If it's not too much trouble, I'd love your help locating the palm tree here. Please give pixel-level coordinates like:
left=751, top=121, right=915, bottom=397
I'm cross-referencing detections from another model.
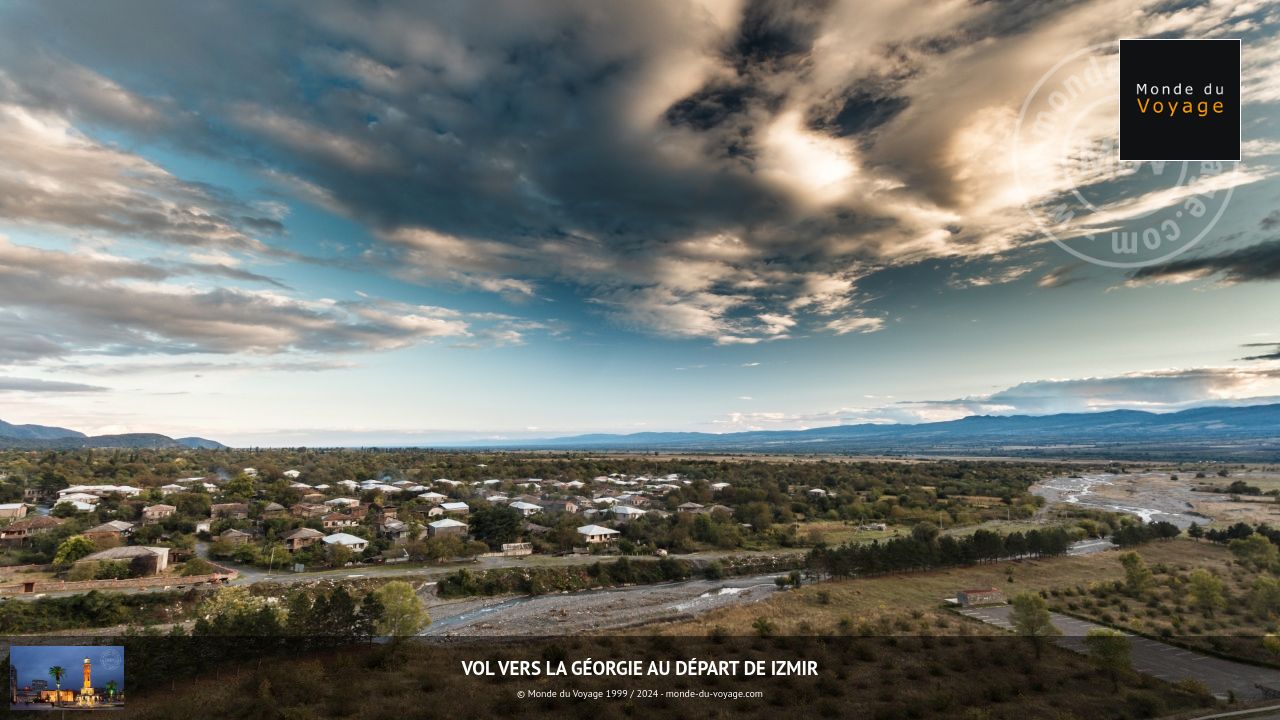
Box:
left=47, top=666, right=65, bottom=707
left=104, top=680, right=118, bottom=704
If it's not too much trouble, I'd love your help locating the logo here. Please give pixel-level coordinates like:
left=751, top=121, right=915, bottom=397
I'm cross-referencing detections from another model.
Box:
left=1014, top=44, right=1237, bottom=268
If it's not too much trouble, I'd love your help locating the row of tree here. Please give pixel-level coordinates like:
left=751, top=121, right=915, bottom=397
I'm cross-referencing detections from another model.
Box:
left=806, top=526, right=1077, bottom=578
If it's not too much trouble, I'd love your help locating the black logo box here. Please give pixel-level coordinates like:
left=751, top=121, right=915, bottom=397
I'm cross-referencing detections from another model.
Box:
left=1119, top=38, right=1240, bottom=161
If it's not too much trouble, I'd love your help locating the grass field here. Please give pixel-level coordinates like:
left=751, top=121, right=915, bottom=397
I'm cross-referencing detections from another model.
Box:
left=650, top=539, right=1228, bottom=637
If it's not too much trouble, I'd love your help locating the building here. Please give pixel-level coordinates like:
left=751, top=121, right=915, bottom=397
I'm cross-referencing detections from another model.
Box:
left=677, top=502, right=705, bottom=513
left=78, top=545, right=170, bottom=575
left=956, top=587, right=1006, bottom=607
left=159, top=483, right=185, bottom=496
left=577, top=524, right=620, bottom=544
left=282, top=527, right=324, bottom=552
left=611, top=505, right=647, bottom=523
left=210, top=502, right=248, bottom=519
left=509, top=501, right=543, bottom=517
left=441, top=501, right=469, bottom=516
left=427, top=518, right=468, bottom=538
left=141, top=504, right=176, bottom=522
left=261, top=502, right=288, bottom=519
left=58, top=485, right=141, bottom=498
left=0, top=502, right=28, bottom=519
left=322, top=513, right=357, bottom=530
left=321, top=532, right=369, bottom=553
left=542, top=499, right=579, bottom=514
left=218, top=528, right=251, bottom=545
left=290, top=502, right=327, bottom=519
left=0, top=515, right=65, bottom=543
left=83, top=520, right=134, bottom=544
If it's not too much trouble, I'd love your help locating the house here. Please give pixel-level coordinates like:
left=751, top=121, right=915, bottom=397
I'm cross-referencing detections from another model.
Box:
left=956, top=587, right=1006, bottom=607
left=142, top=504, right=177, bottom=522
left=577, top=524, right=620, bottom=544
left=0, top=502, right=28, bottom=519
left=710, top=482, right=731, bottom=492
left=58, top=484, right=141, bottom=498
left=0, top=515, right=65, bottom=543
left=428, top=518, right=468, bottom=538
left=808, top=488, right=829, bottom=497
left=611, top=505, right=647, bottom=523
left=210, top=502, right=249, bottom=519
left=261, top=502, right=288, bottom=519
left=322, top=513, right=357, bottom=530
left=322, top=532, right=369, bottom=553
left=324, top=497, right=361, bottom=510
left=160, top=484, right=185, bottom=496
left=542, top=499, right=579, bottom=515
left=290, top=503, right=327, bottom=519
left=283, top=470, right=302, bottom=479
left=380, top=518, right=411, bottom=543
left=78, top=545, right=170, bottom=575
left=509, top=501, right=543, bottom=517
left=83, top=520, right=134, bottom=544
left=418, top=491, right=448, bottom=504
left=282, top=527, right=324, bottom=552
left=218, top=528, right=251, bottom=545
left=441, top=501, right=469, bottom=516
left=677, top=502, right=705, bottom=514
left=56, top=492, right=101, bottom=507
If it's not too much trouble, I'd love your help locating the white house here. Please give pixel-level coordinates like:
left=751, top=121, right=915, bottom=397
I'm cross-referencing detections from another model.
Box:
left=324, top=497, right=361, bottom=509
left=418, top=492, right=447, bottom=504
left=283, top=470, right=302, bottom=479
left=441, top=501, right=469, bottom=515
left=612, top=505, right=647, bottom=522
left=160, top=483, right=185, bottom=495
left=509, top=501, right=543, bottom=517
left=322, top=532, right=369, bottom=553
left=577, top=524, right=620, bottom=544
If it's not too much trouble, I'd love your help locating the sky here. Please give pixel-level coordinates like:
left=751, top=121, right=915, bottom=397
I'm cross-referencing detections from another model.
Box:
left=10, top=645, right=125, bottom=694
left=1, top=0, right=1279, bottom=446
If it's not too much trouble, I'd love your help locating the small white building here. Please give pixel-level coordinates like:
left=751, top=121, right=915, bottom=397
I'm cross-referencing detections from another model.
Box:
left=322, top=532, right=369, bottom=553
left=577, top=524, right=620, bottom=544
left=509, top=501, right=543, bottom=517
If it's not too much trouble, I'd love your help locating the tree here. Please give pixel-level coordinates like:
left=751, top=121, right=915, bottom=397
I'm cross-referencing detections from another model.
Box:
left=48, top=666, right=65, bottom=706
left=373, top=580, right=431, bottom=636
left=1188, top=523, right=1204, bottom=540
left=911, top=521, right=939, bottom=544
left=104, top=680, right=118, bottom=703
left=325, top=542, right=353, bottom=568
left=1230, top=534, right=1278, bottom=571
left=468, top=506, right=523, bottom=550
left=53, top=535, right=95, bottom=567
left=1010, top=592, right=1060, bottom=660
left=1119, top=552, right=1153, bottom=595
left=1252, top=576, right=1280, bottom=618
left=1084, top=628, right=1131, bottom=692
left=1188, top=569, right=1225, bottom=615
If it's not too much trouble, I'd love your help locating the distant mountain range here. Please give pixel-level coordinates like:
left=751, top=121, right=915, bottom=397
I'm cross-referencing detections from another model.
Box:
left=0, top=419, right=225, bottom=450
left=456, top=403, right=1280, bottom=461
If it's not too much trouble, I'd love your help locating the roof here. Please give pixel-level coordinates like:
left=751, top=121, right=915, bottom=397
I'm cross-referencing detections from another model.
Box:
left=263, top=502, right=286, bottom=511
left=145, top=504, right=176, bottom=511
left=0, top=503, right=26, bottom=510
left=220, top=529, right=251, bottom=537
left=577, top=522, right=620, bottom=536
left=81, top=546, right=168, bottom=561
left=510, top=501, right=542, bottom=510
left=441, top=501, right=469, bottom=510
left=85, top=520, right=133, bottom=533
left=613, top=505, right=646, bottom=515
left=429, top=518, right=467, bottom=528
left=4, top=516, right=64, bottom=531
left=322, top=532, right=368, bottom=546
left=282, top=528, right=324, bottom=539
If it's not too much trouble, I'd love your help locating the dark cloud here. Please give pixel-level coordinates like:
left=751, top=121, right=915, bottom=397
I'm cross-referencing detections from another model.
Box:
left=1129, top=239, right=1280, bottom=284
left=1241, top=343, right=1280, bottom=361
left=0, top=377, right=106, bottom=393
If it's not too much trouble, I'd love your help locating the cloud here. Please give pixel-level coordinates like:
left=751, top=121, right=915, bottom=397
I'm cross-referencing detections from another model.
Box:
left=0, top=0, right=1278, bottom=347
left=1128, top=238, right=1280, bottom=285
left=0, top=377, right=107, bottom=393
left=0, top=238, right=545, bottom=363
left=708, top=365, right=1280, bottom=430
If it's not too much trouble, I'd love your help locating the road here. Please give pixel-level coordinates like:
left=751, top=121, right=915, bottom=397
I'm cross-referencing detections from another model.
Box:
left=959, top=604, right=1280, bottom=700
left=423, top=572, right=783, bottom=636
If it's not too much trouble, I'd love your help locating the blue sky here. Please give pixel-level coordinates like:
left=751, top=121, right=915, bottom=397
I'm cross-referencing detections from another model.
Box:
left=0, top=1, right=1279, bottom=446
left=10, top=646, right=124, bottom=693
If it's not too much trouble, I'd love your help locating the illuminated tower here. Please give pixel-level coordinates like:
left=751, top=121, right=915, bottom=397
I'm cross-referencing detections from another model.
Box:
left=83, top=657, right=91, bottom=691
left=76, top=657, right=95, bottom=707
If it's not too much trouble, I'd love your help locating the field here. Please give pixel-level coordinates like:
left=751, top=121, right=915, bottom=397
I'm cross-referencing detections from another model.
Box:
left=647, top=540, right=1228, bottom=637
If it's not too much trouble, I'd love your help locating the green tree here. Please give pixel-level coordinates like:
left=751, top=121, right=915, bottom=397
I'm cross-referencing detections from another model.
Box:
left=1252, top=576, right=1280, bottom=618
left=372, top=580, right=431, bottom=636
left=1230, top=534, right=1279, bottom=571
left=53, top=535, right=95, bottom=567
left=1188, top=569, right=1225, bottom=615
left=1084, top=628, right=1131, bottom=692
left=104, top=680, right=118, bottom=703
left=1119, top=552, right=1153, bottom=594
left=48, top=666, right=65, bottom=706
left=1010, top=592, right=1061, bottom=660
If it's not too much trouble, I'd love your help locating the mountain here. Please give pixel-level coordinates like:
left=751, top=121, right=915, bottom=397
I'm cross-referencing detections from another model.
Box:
left=0, top=419, right=84, bottom=441
left=456, top=404, right=1280, bottom=461
left=0, top=420, right=225, bottom=450
left=176, top=437, right=227, bottom=449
